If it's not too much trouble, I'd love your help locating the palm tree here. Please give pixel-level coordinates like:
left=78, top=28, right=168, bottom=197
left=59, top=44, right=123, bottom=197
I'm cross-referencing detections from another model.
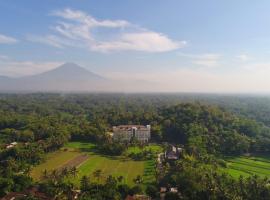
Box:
left=93, top=169, right=103, bottom=192
left=42, top=169, right=48, bottom=179
left=64, top=182, right=75, bottom=200
left=93, top=169, right=102, bottom=183
left=24, top=165, right=31, bottom=176
left=80, top=175, right=91, bottom=192
left=61, top=167, right=69, bottom=178
left=51, top=169, right=59, bottom=183
left=133, top=175, right=143, bottom=184
left=117, top=175, right=124, bottom=183
left=70, top=166, right=78, bottom=178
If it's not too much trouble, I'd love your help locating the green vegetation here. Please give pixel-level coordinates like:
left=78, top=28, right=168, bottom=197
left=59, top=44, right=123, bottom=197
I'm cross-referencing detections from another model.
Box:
left=69, top=142, right=157, bottom=186
left=223, top=155, right=270, bottom=178
left=76, top=153, right=145, bottom=185
left=125, top=144, right=163, bottom=155
left=30, top=150, right=81, bottom=180
left=30, top=142, right=157, bottom=186
left=2, top=94, right=270, bottom=199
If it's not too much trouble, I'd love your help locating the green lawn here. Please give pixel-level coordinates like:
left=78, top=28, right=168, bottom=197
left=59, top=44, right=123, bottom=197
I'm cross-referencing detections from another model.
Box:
left=67, top=142, right=158, bottom=186
left=75, top=153, right=146, bottom=185
left=223, top=155, right=270, bottom=178
left=30, top=150, right=81, bottom=180
left=31, top=141, right=158, bottom=186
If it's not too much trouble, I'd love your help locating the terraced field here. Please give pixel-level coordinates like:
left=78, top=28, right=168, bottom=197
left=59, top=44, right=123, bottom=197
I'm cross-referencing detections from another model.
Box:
left=224, top=155, right=270, bottom=178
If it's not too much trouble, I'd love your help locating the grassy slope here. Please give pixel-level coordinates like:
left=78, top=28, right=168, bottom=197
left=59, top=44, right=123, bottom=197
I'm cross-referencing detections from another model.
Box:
left=223, top=155, right=270, bottom=178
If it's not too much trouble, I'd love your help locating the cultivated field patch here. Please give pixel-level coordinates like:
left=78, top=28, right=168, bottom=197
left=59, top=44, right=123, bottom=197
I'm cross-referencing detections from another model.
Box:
left=223, top=155, right=270, bottom=178
left=30, top=150, right=81, bottom=180
left=67, top=142, right=158, bottom=186
left=31, top=142, right=158, bottom=186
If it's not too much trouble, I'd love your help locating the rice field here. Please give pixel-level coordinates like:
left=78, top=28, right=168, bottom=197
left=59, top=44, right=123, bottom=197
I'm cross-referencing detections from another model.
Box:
left=223, top=155, right=270, bottom=178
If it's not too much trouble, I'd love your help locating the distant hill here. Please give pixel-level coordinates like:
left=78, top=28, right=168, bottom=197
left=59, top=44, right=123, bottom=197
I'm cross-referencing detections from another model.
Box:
left=0, top=63, right=156, bottom=92
left=0, top=63, right=111, bottom=92
left=29, top=62, right=105, bottom=81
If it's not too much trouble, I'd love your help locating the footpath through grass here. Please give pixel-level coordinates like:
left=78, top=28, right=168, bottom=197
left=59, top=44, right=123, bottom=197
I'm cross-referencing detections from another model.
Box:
left=30, top=150, right=81, bottom=180
left=223, top=155, right=270, bottom=178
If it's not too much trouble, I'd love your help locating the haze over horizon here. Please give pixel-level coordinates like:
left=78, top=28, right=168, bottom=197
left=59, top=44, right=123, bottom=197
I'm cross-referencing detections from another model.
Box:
left=1, top=1, right=270, bottom=93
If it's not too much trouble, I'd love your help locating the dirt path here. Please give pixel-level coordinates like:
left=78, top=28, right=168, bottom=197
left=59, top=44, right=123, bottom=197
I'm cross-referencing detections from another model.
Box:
left=59, top=154, right=89, bottom=170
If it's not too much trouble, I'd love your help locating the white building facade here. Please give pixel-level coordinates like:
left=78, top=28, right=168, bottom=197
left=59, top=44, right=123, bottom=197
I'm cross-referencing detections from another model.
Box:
left=112, top=125, right=151, bottom=142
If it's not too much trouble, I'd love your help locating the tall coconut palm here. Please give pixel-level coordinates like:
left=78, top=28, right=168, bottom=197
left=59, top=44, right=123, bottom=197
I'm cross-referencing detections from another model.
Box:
left=80, top=175, right=91, bottom=192
left=117, top=175, right=124, bottom=183
left=61, top=167, right=69, bottom=178
left=93, top=169, right=102, bottom=183
left=70, top=166, right=78, bottom=178
left=42, top=169, right=48, bottom=179
left=93, top=169, right=103, bottom=192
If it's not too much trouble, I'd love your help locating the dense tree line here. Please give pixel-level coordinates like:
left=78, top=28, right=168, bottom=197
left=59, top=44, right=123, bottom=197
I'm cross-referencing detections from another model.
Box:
left=160, top=154, right=270, bottom=200
left=1, top=93, right=270, bottom=198
left=160, top=103, right=270, bottom=155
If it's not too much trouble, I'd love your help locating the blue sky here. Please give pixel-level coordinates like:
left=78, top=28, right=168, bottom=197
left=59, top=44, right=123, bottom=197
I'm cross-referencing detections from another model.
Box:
left=1, top=0, right=270, bottom=92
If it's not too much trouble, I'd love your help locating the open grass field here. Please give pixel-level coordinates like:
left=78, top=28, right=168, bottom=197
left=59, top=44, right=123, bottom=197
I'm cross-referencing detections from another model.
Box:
left=223, top=155, right=270, bottom=178
left=30, top=150, right=81, bottom=180
left=31, top=141, right=159, bottom=186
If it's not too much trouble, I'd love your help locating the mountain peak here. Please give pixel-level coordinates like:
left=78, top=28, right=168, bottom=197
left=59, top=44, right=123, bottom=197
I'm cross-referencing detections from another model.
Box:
left=56, top=62, right=88, bottom=72
left=31, top=62, right=106, bottom=83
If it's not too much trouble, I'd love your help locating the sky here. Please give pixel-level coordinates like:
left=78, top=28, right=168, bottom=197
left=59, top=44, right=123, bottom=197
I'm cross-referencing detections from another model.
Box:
left=1, top=0, right=270, bottom=93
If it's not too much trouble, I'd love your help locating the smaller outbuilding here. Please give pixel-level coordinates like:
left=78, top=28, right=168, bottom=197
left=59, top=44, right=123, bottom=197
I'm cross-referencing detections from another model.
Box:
left=5, top=141, right=18, bottom=149
left=165, top=145, right=183, bottom=160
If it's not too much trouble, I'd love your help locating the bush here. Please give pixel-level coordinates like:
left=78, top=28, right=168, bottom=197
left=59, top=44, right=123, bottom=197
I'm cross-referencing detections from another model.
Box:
left=129, top=185, right=143, bottom=195
left=146, top=185, right=158, bottom=198
left=217, top=159, right=227, bottom=167
left=98, top=142, right=126, bottom=156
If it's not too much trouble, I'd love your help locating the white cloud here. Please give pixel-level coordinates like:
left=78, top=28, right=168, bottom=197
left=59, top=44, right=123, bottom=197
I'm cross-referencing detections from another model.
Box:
left=29, top=8, right=184, bottom=53
left=0, top=34, right=18, bottom=44
left=51, top=8, right=130, bottom=28
left=178, top=52, right=221, bottom=68
left=236, top=54, right=250, bottom=62
left=26, top=34, right=84, bottom=49
left=0, top=57, right=63, bottom=77
left=92, top=32, right=186, bottom=52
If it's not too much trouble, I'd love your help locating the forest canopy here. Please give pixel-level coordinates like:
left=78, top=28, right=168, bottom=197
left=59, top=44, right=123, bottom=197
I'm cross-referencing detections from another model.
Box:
left=1, top=93, right=270, bottom=199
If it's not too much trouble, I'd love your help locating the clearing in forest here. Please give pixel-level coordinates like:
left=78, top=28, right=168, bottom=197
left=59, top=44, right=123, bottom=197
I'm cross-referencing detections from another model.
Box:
left=31, top=141, right=159, bottom=186
left=30, top=150, right=82, bottom=180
